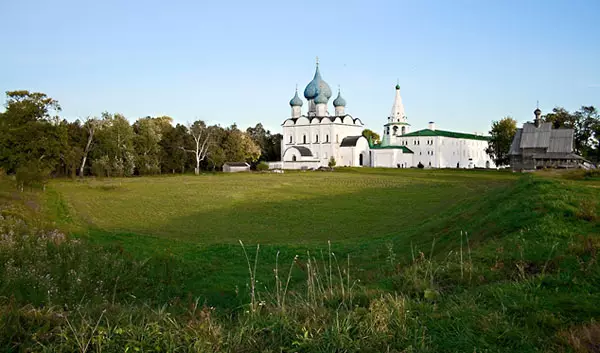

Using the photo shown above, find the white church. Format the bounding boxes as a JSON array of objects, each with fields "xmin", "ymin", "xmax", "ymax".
[{"xmin": 274, "ymin": 62, "xmax": 496, "ymax": 169}]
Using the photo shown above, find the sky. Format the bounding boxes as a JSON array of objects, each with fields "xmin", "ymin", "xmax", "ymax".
[{"xmin": 1, "ymin": 0, "xmax": 599, "ymax": 135}]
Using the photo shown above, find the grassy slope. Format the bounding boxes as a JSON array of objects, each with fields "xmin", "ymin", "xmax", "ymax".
[
  {"xmin": 2, "ymin": 169, "xmax": 599, "ymax": 352},
  {"xmin": 42, "ymin": 169, "xmax": 516, "ymax": 305}
]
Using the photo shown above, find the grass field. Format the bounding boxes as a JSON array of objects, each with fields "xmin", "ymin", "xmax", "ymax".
[
  {"xmin": 43, "ymin": 169, "xmax": 518, "ymax": 303},
  {"xmin": 2, "ymin": 168, "xmax": 599, "ymax": 352}
]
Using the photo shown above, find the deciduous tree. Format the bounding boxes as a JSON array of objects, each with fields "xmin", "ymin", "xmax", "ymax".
[
  {"xmin": 485, "ymin": 117, "xmax": 517, "ymax": 167},
  {"xmin": 362, "ymin": 129, "xmax": 381, "ymax": 145}
]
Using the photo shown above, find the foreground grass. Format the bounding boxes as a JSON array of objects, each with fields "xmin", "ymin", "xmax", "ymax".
[{"xmin": 1, "ymin": 169, "xmax": 599, "ymax": 352}]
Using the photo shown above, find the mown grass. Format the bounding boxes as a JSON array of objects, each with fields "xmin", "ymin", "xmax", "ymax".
[{"xmin": 1, "ymin": 168, "xmax": 599, "ymax": 352}]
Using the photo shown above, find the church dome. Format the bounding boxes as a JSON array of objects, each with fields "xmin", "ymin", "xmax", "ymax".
[
  {"xmin": 333, "ymin": 90, "xmax": 346, "ymax": 107},
  {"xmin": 314, "ymin": 92, "xmax": 329, "ymax": 104},
  {"xmin": 289, "ymin": 90, "xmax": 303, "ymax": 107},
  {"xmin": 303, "ymin": 65, "xmax": 332, "ymax": 100}
]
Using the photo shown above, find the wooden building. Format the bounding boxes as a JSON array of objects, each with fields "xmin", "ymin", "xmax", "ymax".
[{"xmin": 509, "ymin": 108, "xmax": 584, "ymax": 171}]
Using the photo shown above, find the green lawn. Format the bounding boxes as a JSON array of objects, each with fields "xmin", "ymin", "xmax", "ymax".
[
  {"xmin": 41, "ymin": 168, "xmax": 517, "ymax": 304},
  {"xmin": 47, "ymin": 168, "xmax": 516, "ymax": 245},
  {"xmin": 3, "ymin": 168, "xmax": 599, "ymax": 352}
]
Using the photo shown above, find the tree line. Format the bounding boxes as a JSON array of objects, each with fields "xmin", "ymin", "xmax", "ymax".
[
  {"xmin": 0, "ymin": 90, "xmax": 282, "ymax": 186},
  {"xmin": 486, "ymin": 106, "xmax": 600, "ymax": 166}
]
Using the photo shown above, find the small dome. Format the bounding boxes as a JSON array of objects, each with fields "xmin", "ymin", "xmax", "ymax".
[
  {"xmin": 395, "ymin": 84, "xmax": 400, "ymax": 90},
  {"xmin": 534, "ymin": 108, "xmax": 542, "ymax": 116},
  {"xmin": 333, "ymin": 90, "xmax": 346, "ymax": 107},
  {"xmin": 314, "ymin": 92, "xmax": 329, "ymax": 104},
  {"xmin": 303, "ymin": 64, "xmax": 332, "ymax": 100},
  {"xmin": 289, "ymin": 90, "xmax": 303, "ymax": 107}
]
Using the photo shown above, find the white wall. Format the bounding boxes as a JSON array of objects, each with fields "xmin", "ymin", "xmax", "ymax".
[
  {"xmin": 281, "ymin": 115, "xmax": 364, "ymax": 167},
  {"xmin": 388, "ymin": 136, "xmax": 495, "ymax": 168},
  {"xmin": 339, "ymin": 137, "xmax": 370, "ymax": 167},
  {"xmin": 371, "ymin": 149, "xmax": 413, "ymax": 168}
]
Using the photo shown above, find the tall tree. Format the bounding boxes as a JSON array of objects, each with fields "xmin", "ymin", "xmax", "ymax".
[
  {"xmin": 362, "ymin": 129, "xmax": 381, "ymax": 145},
  {"xmin": 222, "ymin": 124, "xmax": 261, "ymax": 163},
  {"xmin": 78, "ymin": 117, "xmax": 100, "ymax": 177},
  {"xmin": 0, "ymin": 90, "xmax": 65, "ymax": 175},
  {"xmin": 485, "ymin": 117, "xmax": 517, "ymax": 167},
  {"xmin": 133, "ymin": 117, "xmax": 165, "ymax": 175},
  {"xmin": 92, "ymin": 112, "xmax": 136, "ymax": 177},
  {"xmin": 183, "ymin": 120, "xmax": 212, "ymax": 175},
  {"xmin": 160, "ymin": 123, "xmax": 189, "ymax": 173},
  {"xmin": 542, "ymin": 106, "xmax": 600, "ymax": 157}
]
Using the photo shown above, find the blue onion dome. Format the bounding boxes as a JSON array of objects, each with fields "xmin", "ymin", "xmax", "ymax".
[
  {"xmin": 314, "ymin": 92, "xmax": 329, "ymax": 104},
  {"xmin": 333, "ymin": 90, "xmax": 346, "ymax": 107},
  {"xmin": 303, "ymin": 64, "xmax": 332, "ymax": 100},
  {"xmin": 304, "ymin": 65, "xmax": 322, "ymax": 99},
  {"xmin": 289, "ymin": 90, "xmax": 303, "ymax": 107}
]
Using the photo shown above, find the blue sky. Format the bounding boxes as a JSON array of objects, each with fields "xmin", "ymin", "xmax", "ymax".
[{"xmin": 1, "ymin": 0, "xmax": 599, "ymax": 135}]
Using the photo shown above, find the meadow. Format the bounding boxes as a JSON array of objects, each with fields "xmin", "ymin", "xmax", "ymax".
[{"xmin": 1, "ymin": 168, "xmax": 599, "ymax": 352}]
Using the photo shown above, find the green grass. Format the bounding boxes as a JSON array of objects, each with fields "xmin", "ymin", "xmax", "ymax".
[
  {"xmin": 1, "ymin": 168, "xmax": 599, "ymax": 352},
  {"xmin": 41, "ymin": 169, "xmax": 517, "ymax": 304}
]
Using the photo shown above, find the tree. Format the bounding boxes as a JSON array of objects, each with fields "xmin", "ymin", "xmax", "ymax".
[
  {"xmin": 362, "ymin": 129, "xmax": 381, "ymax": 145},
  {"xmin": 328, "ymin": 156, "xmax": 336, "ymax": 168},
  {"xmin": 247, "ymin": 124, "xmax": 282, "ymax": 162},
  {"xmin": 222, "ymin": 124, "xmax": 261, "ymax": 163},
  {"xmin": 160, "ymin": 123, "xmax": 189, "ymax": 173},
  {"xmin": 78, "ymin": 117, "xmax": 100, "ymax": 177},
  {"xmin": 92, "ymin": 112, "xmax": 136, "ymax": 177},
  {"xmin": 183, "ymin": 120, "xmax": 212, "ymax": 175},
  {"xmin": 0, "ymin": 90, "xmax": 65, "ymax": 175},
  {"xmin": 133, "ymin": 117, "xmax": 165, "ymax": 175},
  {"xmin": 542, "ymin": 106, "xmax": 600, "ymax": 157},
  {"xmin": 485, "ymin": 117, "xmax": 517, "ymax": 167}
]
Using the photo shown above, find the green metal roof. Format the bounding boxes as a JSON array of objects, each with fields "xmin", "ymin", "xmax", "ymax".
[
  {"xmin": 370, "ymin": 144, "xmax": 414, "ymax": 153},
  {"xmin": 401, "ymin": 129, "xmax": 490, "ymax": 141}
]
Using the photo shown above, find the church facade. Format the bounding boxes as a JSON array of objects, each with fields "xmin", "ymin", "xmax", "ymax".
[{"xmin": 274, "ymin": 63, "xmax": 496, "ymax": 170}]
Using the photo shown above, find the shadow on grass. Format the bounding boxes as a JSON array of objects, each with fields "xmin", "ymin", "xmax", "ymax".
[{"xmin": 78, "ymin": 177, "xmax": 522, "ymax": 308}]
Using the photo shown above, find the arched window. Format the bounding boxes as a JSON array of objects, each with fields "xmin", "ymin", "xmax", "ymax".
[
  {"xmin": 336, "ymin": 134, "xmax": 339, "ymax": 143},
  {"xmin": 292, "ymin": 155, "xmax": 297, "ymax": 162},
  {"xmin": 359, "ymin": 153, "xmax": 364, "ymax": 166},
  {"xmin": 393, "ymin": 126, "xmax": 398, "ymax": 135},
  {"xmin": 402, "ymin": 126, "xmax": 406, "ymax": 135},
  {"xmin": 289, "ymin": 135, "xmax": 292, "ymax": 143},
  {"xmin": 316, "ymin": 135, "xmax": 319, "ymax": 143},
  {"xmin": 326, "ymin": 134, "xmax": 329, "ymax": 143},
  {"xmin": 303, "ymin": 135, "xmax": 306, "ymax": 144}
]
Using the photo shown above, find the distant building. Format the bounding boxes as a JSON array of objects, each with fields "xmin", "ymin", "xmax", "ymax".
[
  {"xmin": 223, "ymin": 162, "xmax": 250, "ymax": 173},
  {"xmin": 275, "ymin": 61, "xmax": 496, "ymax": 169},
  {"xmin": 509, "ymin": 108, "xmax": 584, "ymax": 171}
]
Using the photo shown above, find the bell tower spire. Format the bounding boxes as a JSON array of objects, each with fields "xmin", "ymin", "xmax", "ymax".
[{"xmin": 390, "ymin": 83, "xmax": 406, "ymax": 122}]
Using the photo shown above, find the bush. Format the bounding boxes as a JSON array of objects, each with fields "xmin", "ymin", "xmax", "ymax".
[
  {"xmin": 417, "ymin": 162, "xmax": 424, "ymax": 169},
  {"xmin": 328, "ymin": 156, "xmax": 337, "ymax": 168},
  {"xmin": 256, "ymin": 161, "xmax": 269, "ymax": 172},
  {"xmin": 584, "ymin": 169, "xmax": 600, "ymax": 179},
  {"xmin": 91, "ymin": 155, "xmax": 111, "ymax": 178},
  {"xmin": 15, "ymin": 161, "xmax": 51, "ymax": 191}
]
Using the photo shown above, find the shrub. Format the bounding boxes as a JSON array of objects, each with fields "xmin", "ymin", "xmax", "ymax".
[
  {"xmin": 584, "ymin": 169, "xmax": 600, "ymax": 180},
  {"xmin": 91, "ymin": 155, "xmax": 111, "ymax": 178},
  {"xmin": 417, "ymin": 162, "xmax": 424, "ymax": 169},
  {"xmin": 256, "ymin": 161, "xmax": 269, "ymax": 172},
  {"xmin": 15, "ymin": 161, "xmax": 51, "ymax": 191},
  {"xmin": 328, "ymin": 156, "xmax": 337, "ymax": 168}
]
